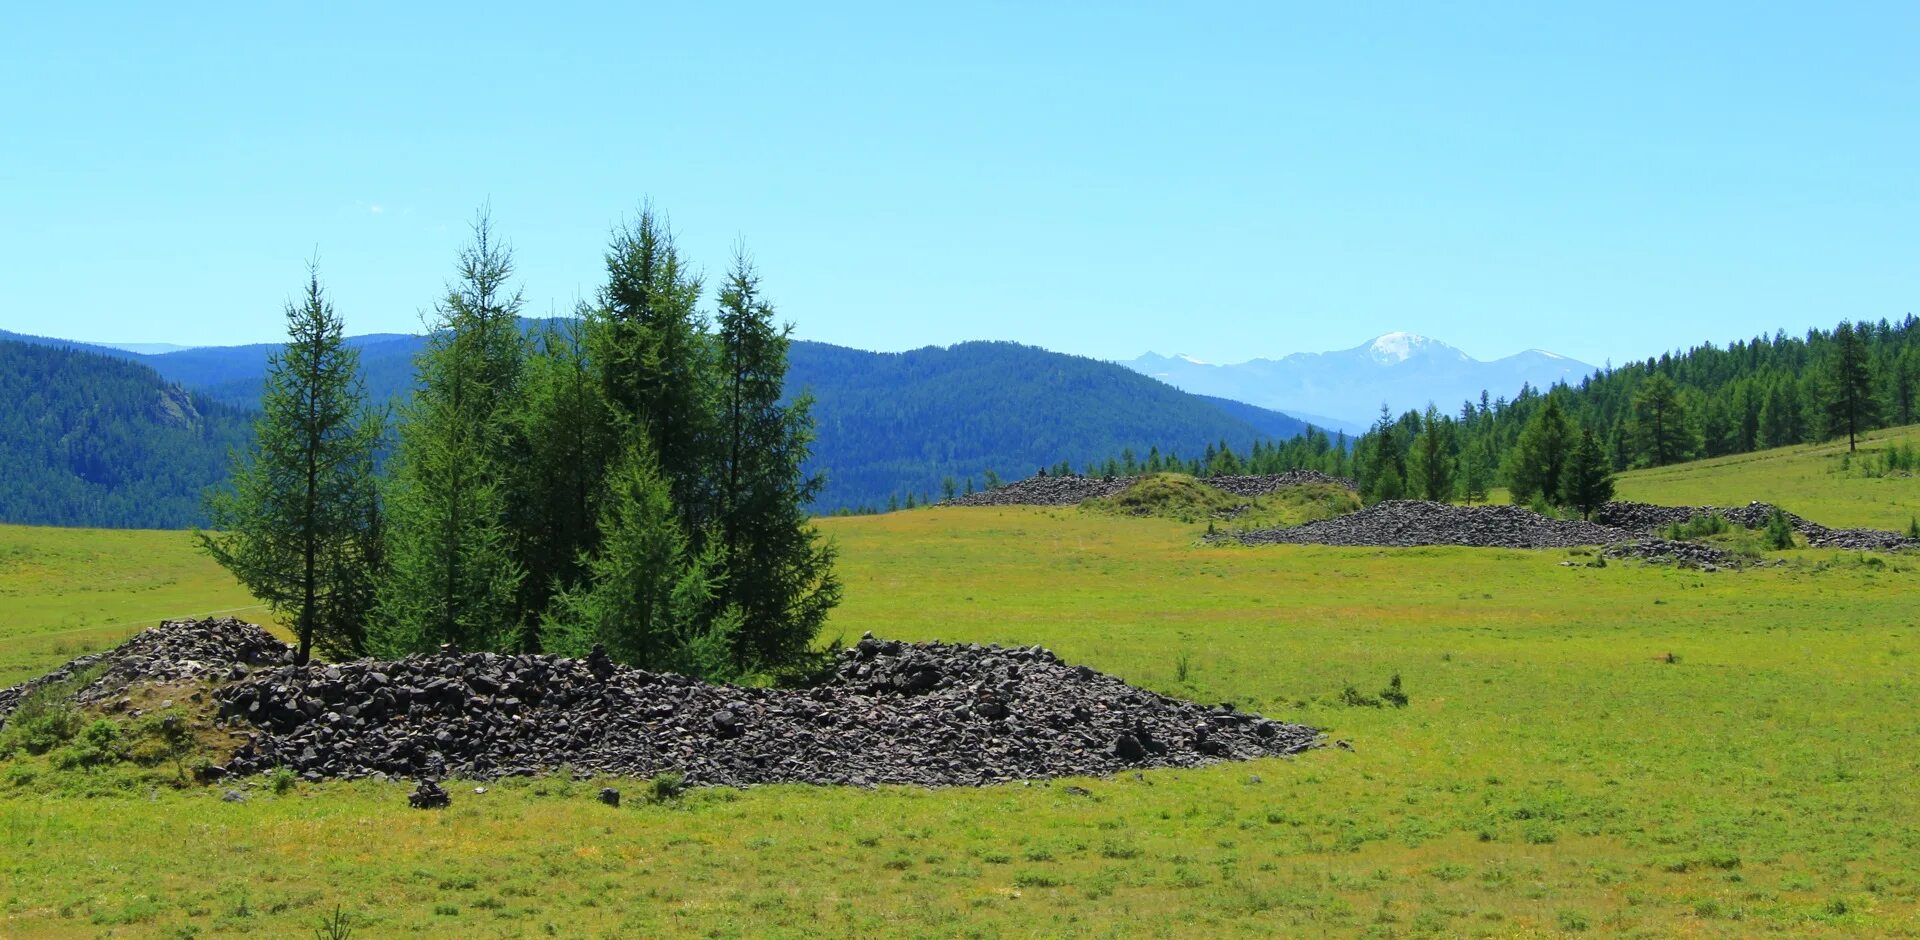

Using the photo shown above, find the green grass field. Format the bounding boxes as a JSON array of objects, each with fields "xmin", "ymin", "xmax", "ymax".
[
  {"xmin": 4, "ymin": 443, "xmax": 1920, "ymax": 937},
  {"xmin": 0, "ymin": 524, "xmax": 279, "ymax": 689}
]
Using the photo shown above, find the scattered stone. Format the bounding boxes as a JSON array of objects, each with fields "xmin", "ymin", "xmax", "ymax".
[
  {"xmin": 221, "ymin": 789, "xmax": 247, "ymax": 804},
  {"xmin": 408, "ymin": 780, "xmax": 450, "ymax": 810},
  {"xmin": 598, "ymin": 787, "xmax": 621, "ymax": 808}
]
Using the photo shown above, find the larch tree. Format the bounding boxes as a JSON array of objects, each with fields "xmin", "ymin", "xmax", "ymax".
[
  {"xmin": 371, "ymin": 214, "xmax": 528, "ymax": 655},
  {"xmin": 711, "ymin": 251, "xmax": 842, "ymax": 675},
  {"xmin": 1506, "ymin": 395, "xmax": 1575, "ymax": 506},
  {"xmin": 1406, "ymin": 403, "xmax": 1456, "ymax": 501},
  {"xmin": 1630, "ymin": 373, "xmax": 1694, "ymax": 467},
  {"xmin": 503, "ymin": 314, "xmax": 614, "ymax": 650},
  {"xmin": 543, "ymin": 439, "xmax": 738, "ymax": 678},
  {"xmin": 587, "ymin": 206, "xmax": 715, "ymax": 538},
  {"xmin": 1822, "ymin": 320, "xmax": 1878, "ymax": 451},
  {"xmin": 200, "ymin": 266, "xmax": 384, "ymax": 665},
  {"xmin": 1559, "ymin": 425, "xmax": 1615, "ymax": 520}
]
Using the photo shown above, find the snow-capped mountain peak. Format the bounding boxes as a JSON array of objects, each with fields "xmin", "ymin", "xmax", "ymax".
[
  {"xmin": 1365, "ymin": 331, "xmax": 1467, "ymax": 365},
  {"xmin": 1122, "ymin": 333, "xmax": 1597, "ymax": 429}
]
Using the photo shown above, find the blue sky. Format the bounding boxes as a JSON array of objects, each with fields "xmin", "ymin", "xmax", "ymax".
[{"xmin": 2, "ymin": 3, "xmax": 1914, "ymax": 366}]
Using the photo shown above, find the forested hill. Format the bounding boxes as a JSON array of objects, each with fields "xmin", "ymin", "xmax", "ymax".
[
  {"xmin": 787, "ymin": 340, "xmax": 1310, "ymax": 508},
  {"xmin": 0, "ymin": 330, "xmax": 1314, "ymax": 522},
  {"xmin": 0, "ymin": 339, "xmax": 252, "ymax": 528}
]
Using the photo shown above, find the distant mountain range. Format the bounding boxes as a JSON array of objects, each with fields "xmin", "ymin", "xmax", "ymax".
[
  {"xmin": 0, "ymin": 327, "xmax": 1315, "ymax": 525},
  {"xmin": 1124, "ymin": 332, "xmax": 1598, "ymax": 430}
]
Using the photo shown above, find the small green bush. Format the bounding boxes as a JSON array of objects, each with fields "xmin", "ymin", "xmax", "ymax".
[
  {"xmin": 1764, "ymin": 509, "xmax": 1796, "ymax": 551},
  {"xmin": 1379, "ymin": 674, "xmax": 1409, "ymax": 708},
  {"xmin": 647, "ymin": 771, "xmax": 687, "ymax": 803},
  {"xmin": 1664, "ymin": 512, "xmax": 1731, "ymax": 541}
]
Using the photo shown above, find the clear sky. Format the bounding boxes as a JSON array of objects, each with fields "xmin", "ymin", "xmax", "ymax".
[{"xmin": 2, "ymin": 3, "xmax": 1914, "ymax": 366}]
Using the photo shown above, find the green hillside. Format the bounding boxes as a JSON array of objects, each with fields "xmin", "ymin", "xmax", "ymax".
[
  {"xmin": 1611, "ymin": 423, "xmax": 1920, "ymax": 531},
  {"xmin": 0, "ymin": 340, "xmax": 253, "ymax": 528}
]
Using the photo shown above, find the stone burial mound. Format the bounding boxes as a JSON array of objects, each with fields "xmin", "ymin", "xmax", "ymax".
[
  {"xmin": 1, "ymin": 619, "xmax": 1320, "ymax": 788},
  {"xmin": 944, "ymin": 470, "xmax": 1357, "ymax": 508},
  {"xmin": 0, "ymin": 618, "xmax": 289, "ymax": 729},
  {"xmin": 1597, "ymin": 500, "xmax": 1917, "ymax": 552},
  {"xmin": 1226, "ymin": 500, "xmax": 1631, "ymax": 550}
]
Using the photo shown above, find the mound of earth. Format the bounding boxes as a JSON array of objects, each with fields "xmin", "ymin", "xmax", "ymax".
[
  {"xmin": 945, "ymin": 470, "xmax": 1355, "ymax": 508},
  {"xmin": 1597, "ymin": 500, "xmax": 1917, "ymax": 551},
  {"xmin": 2, "ymin": 620, "xmax": 1320, "ymax": 788},
  {"xmin": 1228, "ymin": 500, "xmax": 1630, "ymax": 549}
]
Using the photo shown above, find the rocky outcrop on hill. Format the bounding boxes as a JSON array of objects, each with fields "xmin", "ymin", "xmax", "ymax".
[
  {"xmin": 943, "ymin": 475, "xmax": 1132, "ymax": 507},
  {"xmin": 1597, "ymin": 500, "xmax": 1917, "ymax": 551},
  {"xmin": 1197, "ymin": 471, "xmax": 1358, "ymax": 496},
  {"xmin": 0, "ymin": 618, "xmax": 288, "ymax": 729},
  {"xmin": 944, "ymin": 470, "xmax": 1356, "ymax": 508},
  {"xmin": 4, "ymin": 619, "xmax": 1320, "ymax": 787},
  {"xmin": 1227, "ymin": 500, "xmax": 1629, "ymax": 549}
]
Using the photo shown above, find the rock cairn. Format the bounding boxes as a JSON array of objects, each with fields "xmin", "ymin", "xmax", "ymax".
[
  {"xmin": 1597, "ymin": 500, "xmax": 1916, "ymax": 551},
  {"xmin": 944, "ymin": 470, "xmax": 1356, "ymax": 508},
  {"xmin": 1198, "ymin": 471, "xmax": 1358, "ymax": 497},
  {"xmin": 1601, "ymin": 538, "xmax": 1741, "ymax": 568},
  {"xmin": 1227, "ymin": 500, "xmax": 1630, "ymax": 549},
  {"xmin": 80, "ymin": 627, "xmax": 1310, "ymax": 787},
  {"xmin": 0, "ymin": 618, "xmax": 288, "ymax": 730},
  {"xmin": 941, "ymin": 475, "xmax": 1132, "ymax": 507}
]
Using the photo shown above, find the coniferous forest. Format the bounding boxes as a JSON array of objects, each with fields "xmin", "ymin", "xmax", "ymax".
[
  {"xmin": 197, "ymin": 209, "xmax": 840, "ymax": 680},
  {"xmin": 1095, "ymin": 317, "xmax": 1920, "ymax": 513},
  {"xmin": 0, "ymin": 342, "xmax": 254, "ymax": 528}
]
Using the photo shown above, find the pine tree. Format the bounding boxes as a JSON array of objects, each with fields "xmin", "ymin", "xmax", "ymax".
[
  {"xmin": 503, "ymin": 316, "xmax": 614, "ymax": 649},
  {"xmin": 372, "ymin": 215, "xmax": 527, "ymax": 655},
  {"xmin": 1758, "ymin": 378, "xmax": 1802, "ymax": 449},
  {"xmin": 1630, "ymin": 373, "xmax": 1694, "ymax": 467},
  {"xmin": 1507, "ymin": 396, "xmax": 1575, "ymax": 505},
  {"xmin": 1559, "ymin": 425, "xmax": 1614, "ymax": 520},
  {"xmin": 1459, "ymin": 437, "xmax": 1490, "ymax": 505},
  {"xmin": 199, "ymin": 266, "xmax": 384, "ymax": 665},
  {"xmin": 543, "ymin": 440, "xmax": 739, "ymax": 679},
  {"xmin": 710, "ymin": 252, "xmax": 842, "ymax": 675},
  {"xmin": 1407, "ymin": 403, "xmax": 1455, "ymax": 501},
  {"xmin": 588, "ymin": 207, "xmax": 714, "ymax": 536},
  {"xmin": 1823, "ymin": 320, "xmax": 1878, "ymax": 451}
]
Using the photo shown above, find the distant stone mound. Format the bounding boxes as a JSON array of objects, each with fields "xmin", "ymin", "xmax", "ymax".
[
  {"xmin": 1597, "ymin": 500, "xmax": 1916, "ymax": 551},
  {"xmin": 945, "ymin": 470, "xmax": 1355, "ymax": 508},
  {"xmin": 1, "ymin": 620, "xmax": 1320, "ymax": 788},
  {"xmin": 1228, "ymin": 500, "xmax": 1630, "ymax": 549}
]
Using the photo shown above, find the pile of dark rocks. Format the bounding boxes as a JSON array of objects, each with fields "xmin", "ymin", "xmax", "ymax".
[
  {"xmin": 1202, "ymin": 471, "xmax": 1357, "ymax": 496},
  {"xmin": 942, "ymin": 474, "xmax": 1133, "ymax": 507},
  {"xmin": 1597, "ymin": 500, "xmax": 1916, "ymax": 551},
  {"xmin": 0, "ymin": 618, "xmax": 289, "ymax": 730},
  {"xmin": 1602, "ymin": 538, "xmax": 1740, "ymax": 568},
  {"xmin": 945, "ymin": 470, "xmax": 1356, "ymax": 508},
  {"xmin": 1228, "ymin": 500, "xmax": 1630, "ymax": 549},
  {"xmin": 126, "ymin": 627, "xmax": 1310, "ymax": 787}
]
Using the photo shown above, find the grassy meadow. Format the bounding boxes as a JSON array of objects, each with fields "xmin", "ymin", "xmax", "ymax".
[
  {"xmin": 1609, "ymin": 424, "xmax": 1920, "ymax": 532},
  {"xmin": 3, "ymin": 440, "xmax": 1920, "ymax": 936}
]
